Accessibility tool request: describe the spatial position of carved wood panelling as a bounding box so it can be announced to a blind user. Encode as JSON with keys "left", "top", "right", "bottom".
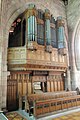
{"left": 8, "top": 47, "right": 27, "bottom": 64}
{"left": 8, "top": 45, "right": 67, "bottom": 70}
{"left": 33, "top": 71, "right": 48, "bottom": 75}
{"left": 32, "top": 76, "right": 46, "bottom": 82}
{"left": 7, "top": 79, "right": 18, "bottom": 111}
{"left": 8, "top": 63, "right": 66, "bottom": 71}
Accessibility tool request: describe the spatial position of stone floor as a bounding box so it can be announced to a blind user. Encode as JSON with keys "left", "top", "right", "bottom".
{"left": 53, "top": 111, "right": 80, "bottom": 120}
{"left": 5, "top": 108, "right": 80, "bottom": 120}
{"left": 37, "top": 108, "right": 80, "bottom": 120}
{"left": 6, "top": 112, "right": 27, "bottom": 120}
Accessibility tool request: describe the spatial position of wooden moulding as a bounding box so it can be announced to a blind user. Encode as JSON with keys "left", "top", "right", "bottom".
{"left": 8, "top": 64, "right": 67, "bottom": 72}
{"left": 45, "top": 45, "right": 52, "bottom": 53}
{"left": 27, "top": 8, "right": 37, "bottom": 17}
{"left": 27, "top": 91, "right": 77, "bottom": 102}
{"left": 27, "top": 41, "right": 38, "bottom": 51}
{"left": 35, "top": 95, "right": 80, "bottom": 116}
{"left": 58, "top": 48, "right": 67, "bottom": 56}
{"left": 57, "top": 19, "right": 64, "bottom": 27}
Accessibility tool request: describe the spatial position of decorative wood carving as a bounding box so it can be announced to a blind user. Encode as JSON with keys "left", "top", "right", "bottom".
{"left": 27, "top": 91, "right": 77, "bottom": 102}
{"left": 8, "top": 63, "right": 67, "bottom": 72}
{"left": 58, "top": 48, "right": 67, "bottom": 56}
{"left": 32, "top": 76, "right": 46, "bottom": 82}
{"left": 45, "top": 45, "right": 52, "bottom": 53}
{"left": 27, "top": 41, "right": 38, "bottom": 50}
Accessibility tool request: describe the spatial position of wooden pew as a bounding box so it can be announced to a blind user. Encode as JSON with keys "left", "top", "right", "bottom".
{"left": 27, "top": 91, "right": 80, "bottom": 117}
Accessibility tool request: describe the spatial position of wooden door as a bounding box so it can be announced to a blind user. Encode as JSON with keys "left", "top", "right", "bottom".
{"left": 7, "top": 79, "right": 19, "bottom": 111}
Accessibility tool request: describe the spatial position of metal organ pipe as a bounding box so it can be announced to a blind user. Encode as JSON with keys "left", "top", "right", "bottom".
{"left": 57, "top": 16, "right": 65, "bottom": 48}
{"left": 45, "top": 9, "right": 51, "bottom": 46}
{"left": 28, "top": 15, "right": 37, "bottom": 42}
{"left": 45, "top": 19, "right": 51, "bottom": 45}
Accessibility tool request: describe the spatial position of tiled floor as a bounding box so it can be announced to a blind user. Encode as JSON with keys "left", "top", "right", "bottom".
{"left": 37, "top": 108, "right": 80, "bottom": 120}
{"left": 53, "top": 111, "right": 80, "bottom": 120}
{"left": 6, "top": 112, "right": 27, "bottom": 120}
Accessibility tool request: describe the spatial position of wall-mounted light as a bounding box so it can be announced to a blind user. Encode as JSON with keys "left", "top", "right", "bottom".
{"left": 9, "top": 27, "right": 14, "bottom": 33}
{"left": 9, "top": 30, "right": 14, "bottom": 33}
{"left": 63, "top": 72, "right": 66, "bottom": 77}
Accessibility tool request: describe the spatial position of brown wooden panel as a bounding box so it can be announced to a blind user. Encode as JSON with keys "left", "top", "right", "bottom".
{"left": 72, "top": 99, "right": 77, "bottom": 107}
{"left": 77, "top": 98, "right": 80, "bottom": 106}
{"left": 43, "top": 103, "right": 50, "bottom": 114}
{"left": 60, "top": 80, "right": 64, "bottom": 91}
{"left": 7, "top": 80, "right": 18, "bottom": 111}
{"left": 50, "top": 102, "right": 56, "bottom": 112}
{"left": 51, "top": 81, "right": 53, "bottom": 92}
{"left": 47, "top": 81, "right": 50, "bottom": 92}
{"left": 36, "top": 104, "right": 43, "bottom": 115}
{"left": 67, "top": 100, "right": 72, "bottom": 108}
{"left": 28, "top": 82, "right": 32, "bottom": 94}
{"left": 54, "top": 81, "right": 58, "bottom": 91}
{"left": 62, "top": 101, "right": 68, "bottom": 109}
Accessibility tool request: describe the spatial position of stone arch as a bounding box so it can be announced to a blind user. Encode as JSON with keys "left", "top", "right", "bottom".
{"left": 1, "top": 1, "right": 32, "bottom": 110}
{"left": 1, "top": 0, "right": 66, "bottom": 110}
{"left": 71, "top": 18, "right": 80, "bottom": 90}
{"left": 74, "top": 21, "right": 80, "bottom": 70}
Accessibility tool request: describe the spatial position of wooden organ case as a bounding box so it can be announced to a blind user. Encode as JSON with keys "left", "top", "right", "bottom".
{"left": 7, "top": 4, "right": 77, "bottom": 117}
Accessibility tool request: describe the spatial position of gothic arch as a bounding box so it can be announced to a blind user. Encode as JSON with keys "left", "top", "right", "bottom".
{"left": 74, "top": 21, "right": 80, "bottom": 70}
{"left": 70, "top": 18, "right": 80, "bottom": 90}
{"left": 1, "top": 0, "right": 66, "bottom": 109}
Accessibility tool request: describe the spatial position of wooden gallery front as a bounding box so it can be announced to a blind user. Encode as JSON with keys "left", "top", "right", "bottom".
{"left": 7, "top": 4, "right": 79, "bottom": 117}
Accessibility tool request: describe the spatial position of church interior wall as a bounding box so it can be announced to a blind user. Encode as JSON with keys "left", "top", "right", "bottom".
{"left": 67, "top": 0, "right": 80, "bottom": 90}
{"left": 1, "top": 0, "right": 80, "bottom": 116}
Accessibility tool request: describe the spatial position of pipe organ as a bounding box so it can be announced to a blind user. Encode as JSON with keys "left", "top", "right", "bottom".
{"left": 45, "top": 9, "right": 52, "bottom": 53}
{"left": 57, "top": 16, "right": 66, "bottom": 55}
{"left": 7, "top": 3, "right": 77, "bottom": 118}
{"left": 50, "top": 17, "right": 57, "bottom": 48}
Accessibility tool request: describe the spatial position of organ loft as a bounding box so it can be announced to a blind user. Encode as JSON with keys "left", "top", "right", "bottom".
{"left": 2, "top": 2, "right": 80, "bottom": 119}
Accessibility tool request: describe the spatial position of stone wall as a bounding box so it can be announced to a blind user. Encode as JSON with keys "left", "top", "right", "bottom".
{"left": 0, "top": 0, "right": 69, "bottom": 110}
{"left": 67, "top": 0, "right": 80, "bottom": 90}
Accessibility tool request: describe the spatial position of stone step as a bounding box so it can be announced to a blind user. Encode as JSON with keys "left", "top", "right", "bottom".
{"left": 17, "top": 110, "right": 29, "bottom": 119}
{"left": 0, "top": 112, "right": 8, "bottom": 120}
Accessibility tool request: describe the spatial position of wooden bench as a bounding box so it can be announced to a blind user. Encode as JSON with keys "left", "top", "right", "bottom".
{"left": 27, "top": 91, "right": 80, "bottom": 117}
{"left": 28, "top": 91, "right": 77, "bottom": 102}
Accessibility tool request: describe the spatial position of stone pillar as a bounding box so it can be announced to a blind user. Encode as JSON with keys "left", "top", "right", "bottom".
{"left": 71, "top": 70, "right": 80, "bottom": 91}
{"left": 65, "top": 69, "right": 71, "bottom": 90}
{"left": 0, "top": 22, "right": 7, "bottom": 110}
{"left": 33, "top": 101, "right": 36, "bottom": 117}
{"left": 25, "top": 95, "right": 29, "bottom": 112}
{"left": 19, "top": 94, "right": 22, "bottom": 110}
{"left": 0, "top": 47, "right": 2, "bottom": 110}
{"left": 0, "top": 10, "right": 3, "bottom": 109}
{"left": 1, "top": 30, "right": 8, "bottom": 110}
